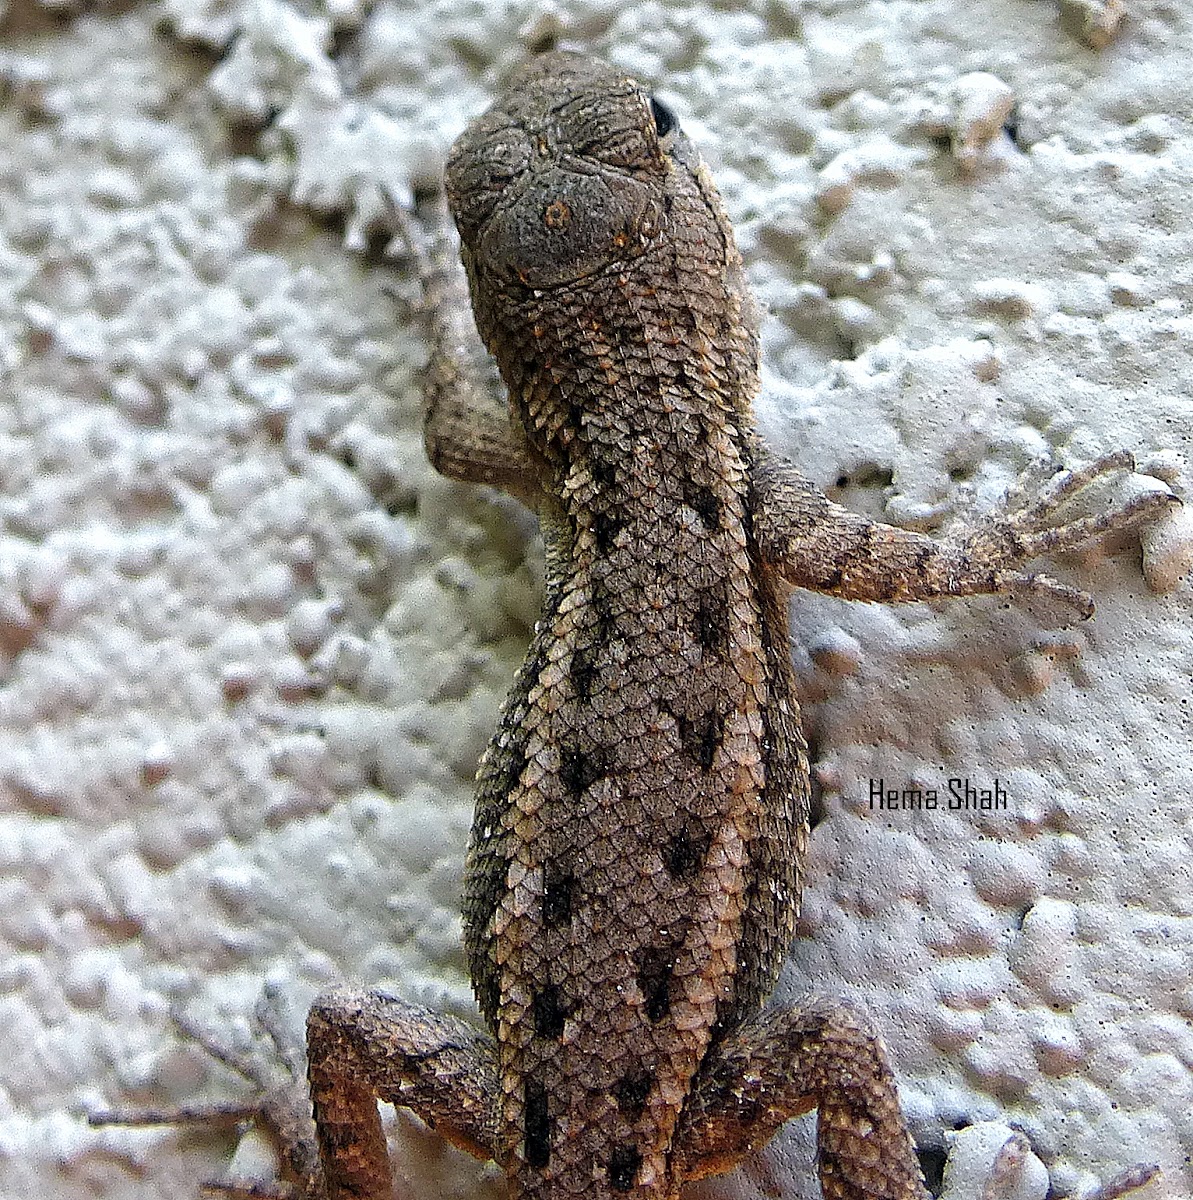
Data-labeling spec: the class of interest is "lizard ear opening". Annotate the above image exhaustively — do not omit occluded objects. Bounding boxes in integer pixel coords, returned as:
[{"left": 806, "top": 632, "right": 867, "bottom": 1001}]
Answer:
[{"left": 649, "top": 96, "right": 677, "bottom": 138}]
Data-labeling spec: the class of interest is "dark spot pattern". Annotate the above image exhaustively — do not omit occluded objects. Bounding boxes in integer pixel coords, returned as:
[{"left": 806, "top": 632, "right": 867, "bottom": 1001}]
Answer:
[
  {"left": 613, "top": 1069, "right": 653, "bottom": 1117},
  {"left": 570, "top": 646, "right": 598, "bottom": 699},
  {"left": 498, "top": 745, "right": 529, "bottom": 797},
  {"left": 591, "top": 457, "right": 617, "bottom": 491},
  {"left": 560, "top": 747, "right": 605, "bottom": 795},
  {"left": 592, "top": 510, "right": 620, "bottom": 553},
  {"left": 695, "top": 590, "right": 729, "bottom": 652},
  {"left": 564, "top": 399, "right": 586, "bottom": 438},
  {"left": 524, "top": 1079, "right": 550, "bottom": 1168},
  {"left": 676, "top": 709, "right": 722, "bottom": 771},
  {"left": 590, "top": 586, "right": 615, "bottom": 645},
  {"left": 609, "top": 1145, "right": 642, "bottom": 1192},
  {"left": 543, "top": 864, "right": 575, "bottom": 927},
  {"left": 635, "top": 946, "right": 675, "bottom": 1022},
  {"left": 683, "top": 479, "right": 721, "bottom": 529},
  {"left": 662, "top": 826, "right": 711, "bottom": 879},
  {"left": 532, "top": 984, "right": 568, "bottom": 1038}
]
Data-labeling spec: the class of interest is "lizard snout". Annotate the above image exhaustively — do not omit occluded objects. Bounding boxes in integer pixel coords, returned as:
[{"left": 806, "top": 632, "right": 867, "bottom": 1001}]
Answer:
[{"left": 473, "top": 166, "right": 661, "bottom": 289}]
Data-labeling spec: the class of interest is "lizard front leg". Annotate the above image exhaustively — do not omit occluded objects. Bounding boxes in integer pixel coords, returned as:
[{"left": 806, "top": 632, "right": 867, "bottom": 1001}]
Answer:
[
  {"left": 384, "top": 190, "right": 542, "bottom": 505},
  {"left": 672, "top": 999, "right": 928, "bottom": 1200},
  {"left": 750, "top": 448, "right": 1176, "bottom": 612}
]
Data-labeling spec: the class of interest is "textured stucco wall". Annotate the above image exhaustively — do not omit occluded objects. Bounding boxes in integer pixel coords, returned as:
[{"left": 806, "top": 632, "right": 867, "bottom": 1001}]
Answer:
[{"left": 1, "top": 2, "right": 1190, "bottom": 1199}]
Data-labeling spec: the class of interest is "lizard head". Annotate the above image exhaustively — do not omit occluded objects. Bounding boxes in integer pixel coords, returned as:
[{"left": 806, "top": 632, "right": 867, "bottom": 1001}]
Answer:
[
  {"left": 444, "top": 51, "right": 760, "bottom": 455},
  {"left": 445, "top": 51, "right": 684, "bottom": 291}
]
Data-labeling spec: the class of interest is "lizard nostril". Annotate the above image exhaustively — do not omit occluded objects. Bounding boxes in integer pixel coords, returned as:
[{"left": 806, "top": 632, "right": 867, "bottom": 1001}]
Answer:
[{"left": 543, "top": 198, "right": 571, "bottom": 229}]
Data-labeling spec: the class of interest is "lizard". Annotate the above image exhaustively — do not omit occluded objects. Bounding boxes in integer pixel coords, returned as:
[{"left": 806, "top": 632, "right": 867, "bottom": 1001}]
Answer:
[{"left": 92, "top": 48, "right": 1176, "bottom": 1200}]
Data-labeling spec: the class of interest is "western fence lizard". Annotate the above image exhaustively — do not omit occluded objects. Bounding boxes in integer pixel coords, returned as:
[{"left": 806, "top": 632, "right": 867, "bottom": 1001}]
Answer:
[{"left": 93, "top": 48, "right": 1175, "bottom": 1200}]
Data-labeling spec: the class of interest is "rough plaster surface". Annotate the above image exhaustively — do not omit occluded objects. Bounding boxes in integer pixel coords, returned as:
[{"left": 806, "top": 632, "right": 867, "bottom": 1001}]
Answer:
[{"left": 1, "top": 3, "right": 1190, "bottom": 1199}]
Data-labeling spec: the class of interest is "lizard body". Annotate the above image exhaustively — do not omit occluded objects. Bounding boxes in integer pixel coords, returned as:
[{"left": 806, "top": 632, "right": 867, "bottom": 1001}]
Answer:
[{"left": 448, "top": 52, "right": 805, "bottom": 1200}]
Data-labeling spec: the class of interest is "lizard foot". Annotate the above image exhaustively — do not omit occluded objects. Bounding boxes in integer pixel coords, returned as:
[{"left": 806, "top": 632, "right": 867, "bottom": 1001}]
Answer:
[
  {"left": 88, "top": 985, "right": 326, "bottom": 1200},
  {"left": 940, "top": 1124, "right": 1161, "bottom": 1200},
  {"left": 950, "top": 451, "right": 1179, "bottom": 616}
]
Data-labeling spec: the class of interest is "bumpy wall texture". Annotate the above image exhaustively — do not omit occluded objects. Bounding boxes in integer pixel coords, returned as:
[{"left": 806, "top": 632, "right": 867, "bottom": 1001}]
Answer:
[{"left": 1, "top": 2, "right": 1190, "bottom": 1199}]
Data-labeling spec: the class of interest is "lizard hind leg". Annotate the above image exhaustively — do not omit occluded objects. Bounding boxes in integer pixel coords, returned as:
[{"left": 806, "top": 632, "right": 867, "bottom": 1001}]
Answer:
[
  {"left": 306, "top": 986, "right": 501, "bottom": 1199},
  {"left": 90, "top": 985, "right": 502, "bottom": 1200},
  {"left": 672, "top": 998, "right": 930, "bottom": 1200}
]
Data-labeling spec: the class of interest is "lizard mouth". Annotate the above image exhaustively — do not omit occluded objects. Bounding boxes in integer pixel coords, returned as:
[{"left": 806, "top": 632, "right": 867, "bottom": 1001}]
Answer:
[{"left": 468, "top": 164, "right": 663, "bottom": 290}]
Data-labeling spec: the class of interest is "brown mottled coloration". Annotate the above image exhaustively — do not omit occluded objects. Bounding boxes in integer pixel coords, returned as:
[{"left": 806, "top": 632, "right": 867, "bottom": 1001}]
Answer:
[{"left": 91, "top": 50, "right": 1174, "bottom": 1200}]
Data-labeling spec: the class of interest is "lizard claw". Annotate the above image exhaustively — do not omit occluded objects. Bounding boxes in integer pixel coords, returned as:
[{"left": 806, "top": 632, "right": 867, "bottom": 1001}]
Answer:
[
  {"left": 989, "top": 451, "right": 1178, "bottom": 549},
  {"left": 88, "top": 990, "right": 326, "bottom": 1200}
]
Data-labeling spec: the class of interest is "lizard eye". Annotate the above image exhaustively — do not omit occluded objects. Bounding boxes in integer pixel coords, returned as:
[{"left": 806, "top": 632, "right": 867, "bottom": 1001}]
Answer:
[{"left": 649, "top": 96, "right": 677, "bottom": 138}]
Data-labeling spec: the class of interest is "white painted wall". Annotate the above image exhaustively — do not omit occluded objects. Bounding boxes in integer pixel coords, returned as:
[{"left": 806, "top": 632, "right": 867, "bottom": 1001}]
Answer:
[{"left": 1, "top": 2, "right": 1189, "bottom": 1197}]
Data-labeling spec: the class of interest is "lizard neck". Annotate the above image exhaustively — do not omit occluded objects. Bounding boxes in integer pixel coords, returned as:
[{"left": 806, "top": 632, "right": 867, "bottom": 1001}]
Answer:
[{"left": 466, "top": 186, "right": 761, "bottom": 475}]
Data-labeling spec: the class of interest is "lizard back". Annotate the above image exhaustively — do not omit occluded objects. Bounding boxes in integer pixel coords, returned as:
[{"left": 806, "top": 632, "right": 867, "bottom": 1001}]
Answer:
[{"left": 445, "top": 51, "right": 810, "bottom": 1198}]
